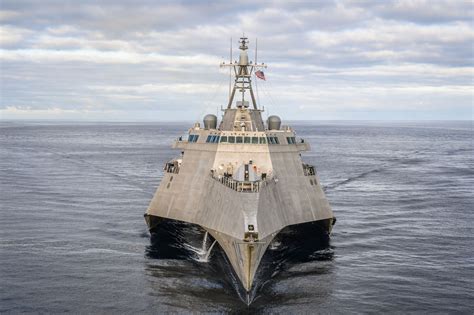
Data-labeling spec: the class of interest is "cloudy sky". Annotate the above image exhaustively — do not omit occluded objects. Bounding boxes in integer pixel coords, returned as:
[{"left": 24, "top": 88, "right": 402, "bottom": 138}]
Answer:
[{"left": 0, "top": 0, "right": 472, "bottom": 121}]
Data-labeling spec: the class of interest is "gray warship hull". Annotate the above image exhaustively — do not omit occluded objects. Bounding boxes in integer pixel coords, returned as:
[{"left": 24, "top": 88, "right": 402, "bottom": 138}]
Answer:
[
  {"left": 144, "top": 36, "right": 335, "bottom": 293},
  {"left": 145, "top": 131, "right": 334, "bottom": 291}
]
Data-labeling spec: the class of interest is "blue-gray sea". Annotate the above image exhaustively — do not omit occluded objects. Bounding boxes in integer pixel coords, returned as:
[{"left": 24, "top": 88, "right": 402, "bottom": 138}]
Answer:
[{"left": 1, "top": 120, "right": 473, "bottom": 313}]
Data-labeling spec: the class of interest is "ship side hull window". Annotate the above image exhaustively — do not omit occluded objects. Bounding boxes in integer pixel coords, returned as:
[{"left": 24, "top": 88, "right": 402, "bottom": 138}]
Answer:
[
  {"left": 206, "top": 135, "right": 221, "bottom": 143},
  {"left": 217, "top": 135, "right": 285, "bottom": 145},
  {"left": 267, "top": 136, "right": 279, "bottom": 144},
  {"left": 188, "top": 134, "right": 199, "bottom": 142}
]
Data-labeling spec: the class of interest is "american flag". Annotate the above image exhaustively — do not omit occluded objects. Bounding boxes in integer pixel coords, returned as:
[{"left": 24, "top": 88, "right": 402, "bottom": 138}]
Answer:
[{"left": 255, "top": 70, "right": 266, "bottom": 80}]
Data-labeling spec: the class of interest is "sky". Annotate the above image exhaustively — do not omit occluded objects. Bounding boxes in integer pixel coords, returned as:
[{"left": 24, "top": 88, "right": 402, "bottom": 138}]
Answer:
[{"left": 0, "top": 0, "right": 473, "bottom": 121}]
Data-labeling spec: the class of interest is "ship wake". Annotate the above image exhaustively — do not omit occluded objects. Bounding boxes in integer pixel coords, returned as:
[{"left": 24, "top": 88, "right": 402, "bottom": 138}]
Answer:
[{"left": 145, "top": 218, "right": 333, "bottom": 305}]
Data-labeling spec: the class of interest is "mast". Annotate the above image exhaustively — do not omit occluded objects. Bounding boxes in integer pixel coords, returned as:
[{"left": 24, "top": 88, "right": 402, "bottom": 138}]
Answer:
[
  {"left": 255, "top": 38, "right": 257, "bottom": 65},
  {"left": 221, "top": 36, "right": 266, "bottom": 110},
  {"left": 228, "top": 37, "right": 232, "bottom": 104}
]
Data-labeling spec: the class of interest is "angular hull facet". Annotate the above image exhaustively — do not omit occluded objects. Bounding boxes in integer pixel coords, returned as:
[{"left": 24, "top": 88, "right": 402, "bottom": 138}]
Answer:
[{"left": 144, "top": 36, "right": 335, "bottom": 296}]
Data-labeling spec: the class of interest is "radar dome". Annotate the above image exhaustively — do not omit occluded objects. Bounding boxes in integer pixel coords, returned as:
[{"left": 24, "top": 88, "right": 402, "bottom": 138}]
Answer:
[
  {"left": 203, "top": 114, "right": 217, "bottom": 130},
  {"left": 267, "top": 115, "right": 281, "bottom": 130}
]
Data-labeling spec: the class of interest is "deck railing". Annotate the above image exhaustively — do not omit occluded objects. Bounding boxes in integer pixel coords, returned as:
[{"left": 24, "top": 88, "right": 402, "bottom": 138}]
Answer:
[{"left": 210, "top": 172, "right": 273, "bottom": 193}]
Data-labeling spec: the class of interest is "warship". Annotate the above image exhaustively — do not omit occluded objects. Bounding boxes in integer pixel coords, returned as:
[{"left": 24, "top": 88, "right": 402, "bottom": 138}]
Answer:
[{"left": 145, "top": 37, "right": 335, "bottom": 295}]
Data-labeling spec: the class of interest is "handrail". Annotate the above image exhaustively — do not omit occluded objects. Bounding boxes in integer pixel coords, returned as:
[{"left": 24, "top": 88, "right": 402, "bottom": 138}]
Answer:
[{"left": 210, "top": 172, "right": 273, "bottom": 193}]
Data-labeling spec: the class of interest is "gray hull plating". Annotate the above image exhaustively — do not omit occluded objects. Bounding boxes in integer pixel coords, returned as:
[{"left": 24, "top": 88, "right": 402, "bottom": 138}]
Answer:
[
  {"left": 146, "top": 133, "right": 333, "bottom": 290},
  {"left": 145, "top": 37, "right": 334, "bottom": 292}
]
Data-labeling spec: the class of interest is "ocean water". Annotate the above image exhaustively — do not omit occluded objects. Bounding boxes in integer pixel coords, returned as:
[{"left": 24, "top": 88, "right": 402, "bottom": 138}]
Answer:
[{"left": 0, "top": 120, "right": 473, "bottom": 313}]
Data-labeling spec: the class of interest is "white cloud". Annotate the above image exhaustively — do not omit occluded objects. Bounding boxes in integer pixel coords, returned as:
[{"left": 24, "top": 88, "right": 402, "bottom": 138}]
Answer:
[
  {"left": 0, "top": 26, "right": 32, "bottom": 46},
  {"left": 0, "top": 1, "right": 472, "bottom": 120},
  {"left": 89, "top": 83, "right": 219, "bottom": 94},
  {"left": 0, "top": 9, "right": 20, "bottom": 22},
  {"left": 374, "top": 0, "right": 473, "bottom": 23},
  {"left": 0, "top": 48, "right": 218, "bottom": 65}
]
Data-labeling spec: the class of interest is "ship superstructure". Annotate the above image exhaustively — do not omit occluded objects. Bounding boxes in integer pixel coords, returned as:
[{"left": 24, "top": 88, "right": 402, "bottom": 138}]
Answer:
[{"left": 145, "top": 37, "right": 335, "bottom": 294}]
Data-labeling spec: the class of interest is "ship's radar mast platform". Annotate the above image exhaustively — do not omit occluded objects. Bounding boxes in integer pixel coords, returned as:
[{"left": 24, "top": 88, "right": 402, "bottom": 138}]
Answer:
[{"left": 220, "top": 36, "right": 267, "bottom": 110}]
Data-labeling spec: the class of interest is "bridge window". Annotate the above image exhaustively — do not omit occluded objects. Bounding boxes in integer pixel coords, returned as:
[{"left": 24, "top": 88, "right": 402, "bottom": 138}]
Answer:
[
  {"left": 267, "top": 136, "right": 279, "bottom": 144},
  {"left": 206, "top": 135, "right": 212, "bottom": 143},
  {"left": 287, "top": 137, "right": 296, "bottom": 144},
  {"left": 188, "top": 134, "right": 199, "bottom": 142},
  {"left": 216, "top": 135, "right": 286, "bottom": 145}
]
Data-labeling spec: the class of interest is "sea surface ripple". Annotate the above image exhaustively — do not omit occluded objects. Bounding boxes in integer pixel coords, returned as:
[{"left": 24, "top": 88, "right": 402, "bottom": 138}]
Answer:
[{"left": 0, "top": 121, "right": 473, "bottom": 313}]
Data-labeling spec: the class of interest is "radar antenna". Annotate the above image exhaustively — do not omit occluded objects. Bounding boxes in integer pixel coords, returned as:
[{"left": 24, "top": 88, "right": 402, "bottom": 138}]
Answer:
[{"left": 220, "top": 36, "right": 267, "bottom": 110}]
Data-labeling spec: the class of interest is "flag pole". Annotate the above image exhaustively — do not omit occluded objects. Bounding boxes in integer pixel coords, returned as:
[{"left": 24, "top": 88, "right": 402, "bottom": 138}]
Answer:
[
  {"left": 255, "top": 38, "right": 258, "bottom": 65},
  {"left": 228, "top": 37, "right": 232, "bottom": 104},
  {"left": 254, "top": 38, "right": 259, "bottom": 109}
]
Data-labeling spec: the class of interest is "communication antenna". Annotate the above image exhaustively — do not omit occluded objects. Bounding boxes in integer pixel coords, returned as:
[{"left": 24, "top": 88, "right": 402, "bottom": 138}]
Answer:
[
  {"left": 255, "top": 38, "right": 258, "bottom": 65},
  {"left": 228, "top": 37, "right": 232, "bottom": 104},
  {"left": 254, "top": 38, "right": 261, "bottom": 109},
  {"left": 220, "top": 36, "right": 266, "bottom": 110}
]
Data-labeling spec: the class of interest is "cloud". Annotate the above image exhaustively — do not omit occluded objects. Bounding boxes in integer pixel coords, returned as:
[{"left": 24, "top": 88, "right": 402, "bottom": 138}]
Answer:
[
  {"left": 0, "top": 25, "right": 32, "bottom": 46},
  {"left": 0, "top": 48, "right": 220, "bottom": 66},
  {"left": 372, "top": 0, "right": 474, "bottom": 24},
  {"left": 0, "top": 0, "right": 472, "bottom": 120}
]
